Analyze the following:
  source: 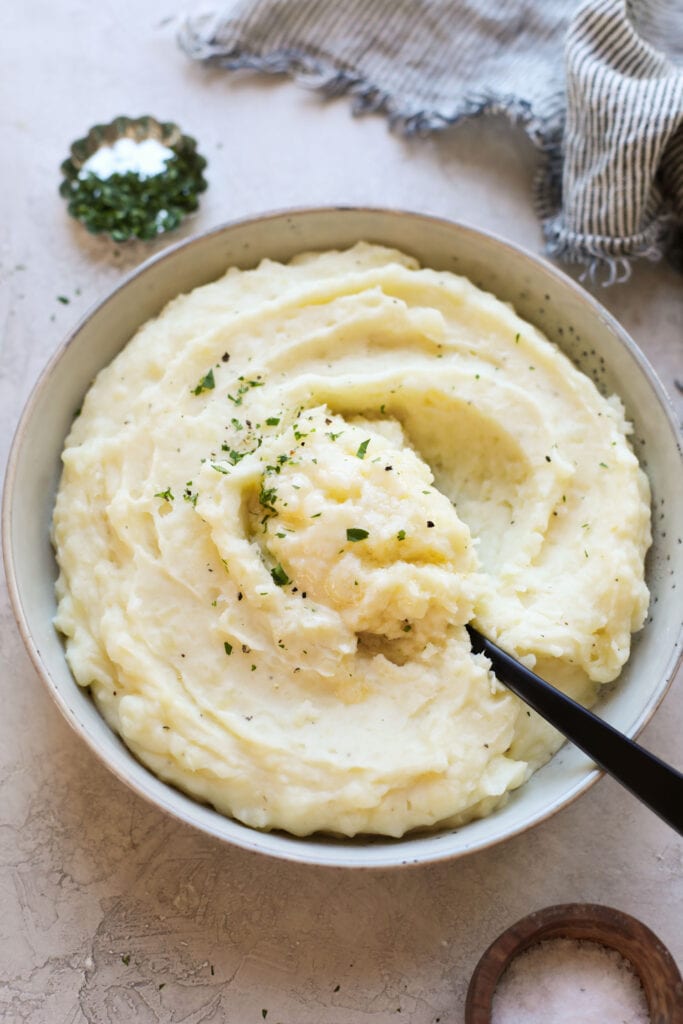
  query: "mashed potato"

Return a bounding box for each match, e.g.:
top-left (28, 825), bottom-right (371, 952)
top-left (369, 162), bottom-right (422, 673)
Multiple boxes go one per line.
top-left (52, 243), bottom-right (651, 837)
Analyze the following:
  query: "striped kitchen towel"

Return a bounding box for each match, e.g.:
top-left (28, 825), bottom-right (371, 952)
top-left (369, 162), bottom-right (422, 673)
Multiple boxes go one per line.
top-left (179, 0), bottom-right (683, 281)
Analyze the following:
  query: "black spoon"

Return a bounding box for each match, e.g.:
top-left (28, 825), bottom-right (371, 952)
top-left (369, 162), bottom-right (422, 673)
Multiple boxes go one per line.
top-left (467, 625), bottom-right (683, 836)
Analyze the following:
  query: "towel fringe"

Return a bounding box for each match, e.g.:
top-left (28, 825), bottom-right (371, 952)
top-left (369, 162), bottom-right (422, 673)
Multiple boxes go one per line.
top-left (178, 24), bottom-right (681, 283)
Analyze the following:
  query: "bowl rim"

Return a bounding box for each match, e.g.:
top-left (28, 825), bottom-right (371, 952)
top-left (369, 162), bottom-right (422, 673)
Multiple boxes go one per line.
top-left (3, 205), bottom-right (682, 868)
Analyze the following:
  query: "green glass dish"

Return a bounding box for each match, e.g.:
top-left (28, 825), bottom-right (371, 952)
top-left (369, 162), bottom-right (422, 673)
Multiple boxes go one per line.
top-left (59, 115), bottom-right (208, 242)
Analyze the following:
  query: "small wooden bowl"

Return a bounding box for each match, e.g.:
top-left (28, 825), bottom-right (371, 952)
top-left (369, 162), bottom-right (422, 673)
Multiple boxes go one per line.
top-left (465, 903), bottom-right (682, 1024)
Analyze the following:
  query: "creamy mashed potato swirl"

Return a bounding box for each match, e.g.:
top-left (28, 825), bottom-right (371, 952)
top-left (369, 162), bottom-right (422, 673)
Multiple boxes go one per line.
top-left (52, 244), bottom-right (651, 837)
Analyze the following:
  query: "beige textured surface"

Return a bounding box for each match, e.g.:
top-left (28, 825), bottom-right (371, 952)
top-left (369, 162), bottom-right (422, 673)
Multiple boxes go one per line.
top-left (1, 4), bottom-right (681, 1022)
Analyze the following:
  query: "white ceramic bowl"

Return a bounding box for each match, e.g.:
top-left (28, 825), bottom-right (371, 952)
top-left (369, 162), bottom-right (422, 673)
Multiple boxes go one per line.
top-left (4, 208), bottom-right (682, 867)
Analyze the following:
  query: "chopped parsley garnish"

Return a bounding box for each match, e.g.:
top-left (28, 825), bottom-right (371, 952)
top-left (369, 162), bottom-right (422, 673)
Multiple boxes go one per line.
top-left (224, 642), bottom-right (233, 655)
top-left (60, 147), bottom-right (207, 241)
top-left (259, 483), bottom-right (278, 512)
top-left (270, 563), bottom-right (290, 586)
top-left (210, 462), bottom-right (229, 474)
top-left (154, 487), bottom-right (174, 502)
top-left (327, 431), bottom-right (343, 441)
top-left (57, 295), bottom-right (70, 305)
top-left (265, 416), bottom-right (280, 426)
top-left (183, 483), bottom-right (198, 507)
top-left (191, 368), bottom-right (215, 395)
top-left (346, 528), bottom-right (369, 542)
top-left (228, 377), bottom-right (265, 405)
top-left (225, 447), bottom-right (246, 464)
top-left (397, 529), bottom-right (406, 541)
top-left (356, 438), bottom-right (370, 459)
top-left (402, 624), bottom-right (412, 632)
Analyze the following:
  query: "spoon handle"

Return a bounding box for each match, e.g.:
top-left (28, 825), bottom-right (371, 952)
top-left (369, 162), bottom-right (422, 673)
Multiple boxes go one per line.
top-left (467, 625), bottom-right (683, 836)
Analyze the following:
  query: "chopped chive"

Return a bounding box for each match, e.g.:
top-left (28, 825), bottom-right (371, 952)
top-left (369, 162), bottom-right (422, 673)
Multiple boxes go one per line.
top-left (270, 564), bottom-right (290, 586)
top-left (356, 439), bottom-right (370, 459)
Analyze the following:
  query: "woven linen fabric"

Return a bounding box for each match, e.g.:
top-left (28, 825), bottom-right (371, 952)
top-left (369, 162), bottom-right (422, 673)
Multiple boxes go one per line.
top-left (179, 0), bottom-right (683, 280)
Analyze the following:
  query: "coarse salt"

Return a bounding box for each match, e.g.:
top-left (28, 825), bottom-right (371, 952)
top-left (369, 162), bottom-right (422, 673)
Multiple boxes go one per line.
top-left (79, 137), bottom-right (174, 180)
top-left (491, 938), bottom-right (650, 1024)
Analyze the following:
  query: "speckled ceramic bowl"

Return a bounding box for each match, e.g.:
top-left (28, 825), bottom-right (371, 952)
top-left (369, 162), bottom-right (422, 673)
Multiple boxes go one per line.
top-left (3, 209), bottom-right (682, 867)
